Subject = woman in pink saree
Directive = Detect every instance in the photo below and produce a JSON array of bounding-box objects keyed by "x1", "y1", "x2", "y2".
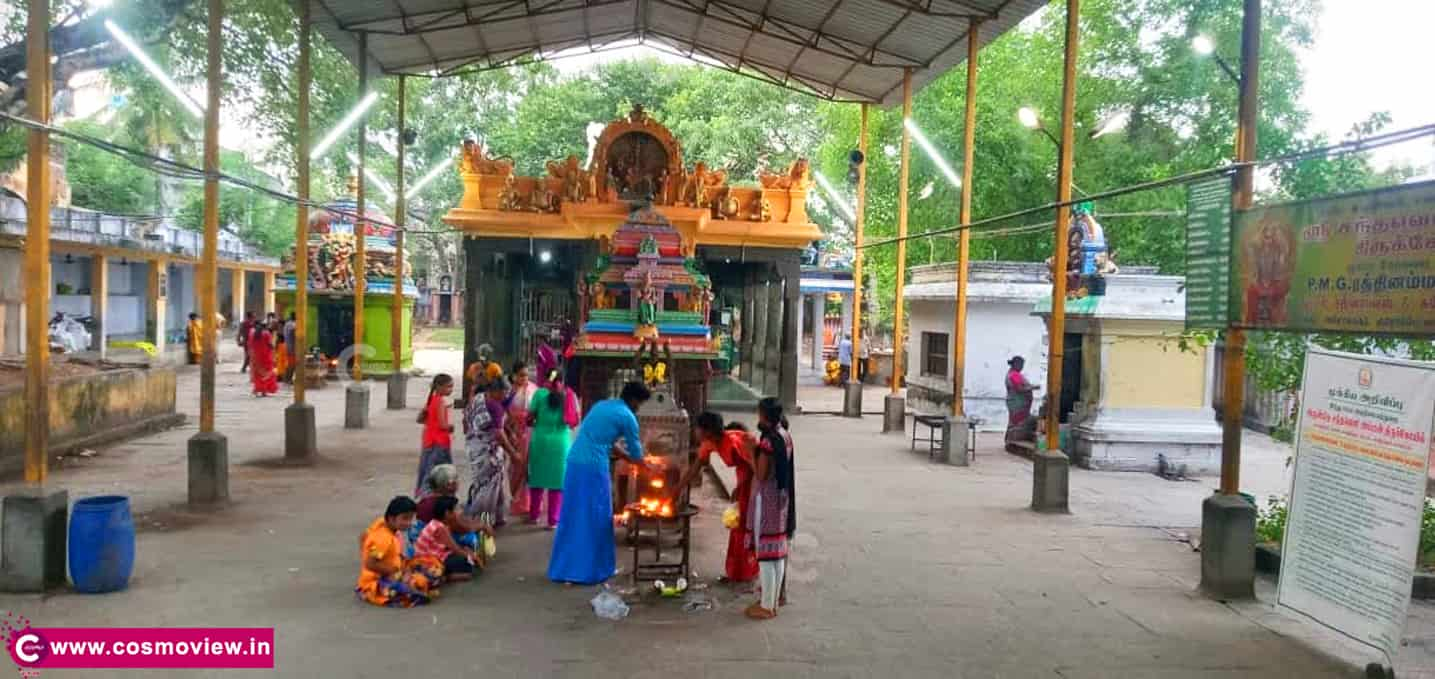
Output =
[
  {"x1": 1004, "y1": 356, "x2": 1038, "y2": 444},
  {"x1": 506, "y1": 362, "x2": 539, "y2": 517}
]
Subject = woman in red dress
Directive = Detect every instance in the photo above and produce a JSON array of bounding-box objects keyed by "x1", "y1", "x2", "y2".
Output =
[
  {"x1": 248, "y1": 322, "x2": 279, "y2": 397},
  {"x1": 678, "y1": 411, "x2": 759, "y2": 584}
]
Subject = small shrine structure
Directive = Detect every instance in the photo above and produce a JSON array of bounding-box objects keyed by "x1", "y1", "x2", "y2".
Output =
[
  {"x1": 443, "y1": 105, "x2": 820, "y2": 411},
  {"x1": 274, "y1": 180, "x2": 418, "y2": 376}
]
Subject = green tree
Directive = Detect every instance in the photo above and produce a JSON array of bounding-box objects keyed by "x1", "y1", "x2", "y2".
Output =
[{"x1": 62, "y1": 119, "x2": 156, "y2": 213}]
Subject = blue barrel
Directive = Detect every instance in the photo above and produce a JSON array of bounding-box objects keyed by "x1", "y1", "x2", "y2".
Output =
[{"x1": 68, "y1": 495, "x2": 135, "y2": 593}]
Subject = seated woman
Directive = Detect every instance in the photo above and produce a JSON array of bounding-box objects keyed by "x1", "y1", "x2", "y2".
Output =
[
  {"x1": 356, "y1": 496, "x2": 445, "y2": 608},
  {"x1": 413, "y1": 496, "x2": 484, "y2": 582},
  {"x1": 408, "y1": 464, "x2": 491, "y2": 558}
]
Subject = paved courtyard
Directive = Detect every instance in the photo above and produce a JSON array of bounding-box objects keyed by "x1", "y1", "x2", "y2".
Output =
[{"x1": 2, "y1": 351, "x2": 1432, "y2": 677}]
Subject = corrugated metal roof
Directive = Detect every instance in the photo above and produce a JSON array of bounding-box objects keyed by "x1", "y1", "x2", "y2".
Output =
[{"x1": 297, "y1": 0, "x2": 1046, "y2": 105}]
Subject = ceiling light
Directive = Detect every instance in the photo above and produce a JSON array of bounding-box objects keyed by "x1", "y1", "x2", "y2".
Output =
[
  {"x1": 312, "y1": 91, "x2": 381, "y2": 160},
  {"x1": 104, "y1": 20, "x2": 203, "y2": 118},
  {"x1": 813, "y1": 170, "x2": 856, "y2": 224},
  {"x1": 904, "y1": 118, "x2": 962, "y2": 189},
  {"x1": 405, "y1": 156, "x2": 455, "y2": 200}
]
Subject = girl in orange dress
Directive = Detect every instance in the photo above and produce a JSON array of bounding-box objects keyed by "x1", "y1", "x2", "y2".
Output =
[{"x1": 356, "y1": 496, "x2": 444, "y2": 608}]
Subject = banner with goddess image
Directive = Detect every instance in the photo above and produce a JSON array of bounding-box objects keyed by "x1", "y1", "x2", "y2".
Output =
[{"x1": 1231, "y1": 180, "x2": 1435, "y2": 335}]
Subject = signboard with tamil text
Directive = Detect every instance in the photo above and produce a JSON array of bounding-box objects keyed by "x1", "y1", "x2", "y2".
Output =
[
  {"x1": 1184, "y1": 176, "x2": 1233, "y2": 329},
  {"x1": 1231, "y1": 180, "x2": 1435, "y2": 335},
  {"x1": 1277, "y1": 348, "x2": 1435, "y2": 663}
]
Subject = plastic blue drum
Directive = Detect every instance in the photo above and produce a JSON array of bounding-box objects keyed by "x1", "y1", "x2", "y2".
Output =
[{"x1": 68, "y1": 495, "x2": 136, "y2": 593}]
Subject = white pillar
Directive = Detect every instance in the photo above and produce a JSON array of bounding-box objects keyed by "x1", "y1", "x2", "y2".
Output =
[{"x1": 90, "y1": 254, "x2": 108, "y2": 356}]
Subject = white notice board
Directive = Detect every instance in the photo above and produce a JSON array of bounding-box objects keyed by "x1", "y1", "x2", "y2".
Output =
[{"x1": 1277, "y1": 348, "x2": 1435, "y2": 662}]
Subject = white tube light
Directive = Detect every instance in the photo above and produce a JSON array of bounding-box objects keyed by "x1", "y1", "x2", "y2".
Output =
[
  {"x1": 347, "y1": 152, "x2": 395, "y2": 203},
  {"x1": 405, "y1": 156, "x2": 455, "y2": 200},
  {"x1": 813, "y1": 170, "x2": 856, "y2": 224},
  {"x1": 311, "y1": 91, "x2": 381, "y2": 160},
  {"x1": 104, "y1": 20, "x2": 204, "y2": 118},
  {"x1": 904, "y1": 118, "x2": 962, "y2": 189}
]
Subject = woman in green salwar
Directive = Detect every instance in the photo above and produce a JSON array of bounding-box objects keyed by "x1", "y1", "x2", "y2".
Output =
[{"x1": 526, "y1": 369, "x2": 580, "y2": 528}]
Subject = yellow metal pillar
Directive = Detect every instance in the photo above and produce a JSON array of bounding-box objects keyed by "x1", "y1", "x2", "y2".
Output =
[
  {"x1": 90, "y1": 254, "x2": 108, "y2": 356},
  {"x1": 352, "y1": 32, "x2": 368, "y2": 383},
  {"x1": 952, "y1": 20, "x2": 981, "y2": 417},
  {"x1": 1044, "y1": 0, "x2": 1080, "y2": 453},
  {"x1": 345, "y1": 32, "x2": 372, "y2": 431},
  {"x1": 882, "y1": 69, "x2": 913, "y2": 433},
  {"x1": 843, "y1": 104, "x2": 869, "y2": 418},
  {"x1": 1220, "y1": 0, "x2": 1262, "y2": 496},
  {"x1": 198, "y1": 0, "x2": 222, "y2": 434},
  {"x1": 293, "y1": 1, "x2": 311, "y2": 406},
  {"x1": 285, "y1": 1, "x2": 317, "y2": 459},
  {"x1": 23, "y1": 0, "x2": 52, "y2": 484},
  {"x1": 185, "y1": 0, "x2": 229, "y2": 508},
  {"x1": 387, "y1": 76, "x2": 408, "y2": 410},
  {"x1": 892, "y1": 68, "x2": 913, "y2": 396}
]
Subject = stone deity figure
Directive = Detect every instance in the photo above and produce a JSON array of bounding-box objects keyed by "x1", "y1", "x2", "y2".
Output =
[
  {"x1": 498, "y1": 174, "x2": 520, "y2": 211},
  {"x1": 637, "y1": 272, "x2": 659, "y2": 328}
]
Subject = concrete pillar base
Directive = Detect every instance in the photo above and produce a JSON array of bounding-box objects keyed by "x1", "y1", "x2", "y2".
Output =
[
  {"x1": 1031, "y1": 450, "x2": 1070, "y2": 513},
  {"x1": 1199, "y1": 493, "x2": 1256, "y2": 600},
  {"x1": 842, "y1": 382, "x2": 864, "y2": 418},
  {"x1": 187, "y1": 432, "x2": 230, "y2": 507},
  {"x1": 386, "y1": 373, "x2": 408, "y2": 410},
  {"x1": 284, "y1": 402, "x2": 317, "y2": 460},
  {"x1": 945, "y1": 416, "x2": 970, "y2": 467},
  {"x1": 882, "y1": 395, "x2": 905, "y2": 433},
  {"x1": 345, "y1": 383, "x2": 371, "y2": 430},
  {"x1": 1, "y1": 489, "x2": 68, "y2": 592}
]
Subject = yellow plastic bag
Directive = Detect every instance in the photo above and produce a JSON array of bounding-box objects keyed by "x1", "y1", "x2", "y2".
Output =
[{"x1": 721, "y1": 505, "x2": 740, "y2": 529}]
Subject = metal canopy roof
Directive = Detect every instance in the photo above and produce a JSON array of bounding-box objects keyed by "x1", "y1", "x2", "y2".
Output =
[{"x1": 298, "y1": 0, "x2": 1046, "y2": 105}]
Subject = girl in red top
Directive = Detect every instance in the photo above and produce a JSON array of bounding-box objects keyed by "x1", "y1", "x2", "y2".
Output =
[
  {"x1": 677, "y1": 411, "x2": 760, "y2": 584},
  {"x1": 414, "y1": 374, "x2": 455, "y2": 495}
]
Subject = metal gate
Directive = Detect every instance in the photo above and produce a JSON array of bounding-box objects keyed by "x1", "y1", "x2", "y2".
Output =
[{"x1": 516, "y1": 280, "x2": 575, "y2": 364}]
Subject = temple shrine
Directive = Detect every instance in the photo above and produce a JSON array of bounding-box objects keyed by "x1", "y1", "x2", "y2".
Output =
[
  {"x1": 444, "y1": 105, "x2": 820, "y2": 411},
  {"x1": 274, "y1": 180, "x2": 418, "y2": 376}
]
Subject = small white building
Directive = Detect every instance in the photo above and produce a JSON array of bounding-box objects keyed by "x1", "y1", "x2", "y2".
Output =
[{"x1": 903, "y1": 262, "x2": 1054, "y2": 429}]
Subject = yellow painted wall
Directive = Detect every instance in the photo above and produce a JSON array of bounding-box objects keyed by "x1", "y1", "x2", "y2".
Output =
[
  {"x1": 0, "y1": 368, "x2": 177, "y2": 477},
  {"x1": 1101, "y1": 332, "x2": 1207, "y2": 408}
]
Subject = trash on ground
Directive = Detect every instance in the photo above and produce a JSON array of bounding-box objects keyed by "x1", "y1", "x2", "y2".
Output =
[{"x1": 591, "y1": 588, "x2": 630, "y2": 620}]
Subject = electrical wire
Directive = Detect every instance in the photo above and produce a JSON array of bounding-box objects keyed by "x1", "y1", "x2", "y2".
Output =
[
  {"x1": 3, "y1": 109, "x2": 1430, "y2": 249},
  {"x1": 859, "y1": 121, "x2": 1435, "y2": 250}
]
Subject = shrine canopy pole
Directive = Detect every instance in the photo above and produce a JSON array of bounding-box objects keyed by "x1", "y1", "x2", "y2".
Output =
[
  {"x1": 198, "y1": 0, "x2": 222, "y2": 434},
  {"x1": 23, "y1": 0, "x2": 51, "y2": 484},
  {"x1": 891, "y1": 67, "x2": 912, "y2": 396},
  {"x1": 391, "y1": 76, "x2": 406, "y2": 376},
  {"x1": 850, "y1": 103, "x2": 869, "y2": 379},
  {"x1": 1044, "y1": 0, "x2": 1080, "y2": 453},
  {"x1": 1220, "y1": 0, "x2": 1262, "y2": 495},
  {"x1": 952, "y1": 20, "x2": 981, "y2": 418},
  {"x1": 353, "y1": 32, "x2": 368, "y2": 382},
  {"x1": 293, "y1": 0, "x2": 311, "y2": 405}
]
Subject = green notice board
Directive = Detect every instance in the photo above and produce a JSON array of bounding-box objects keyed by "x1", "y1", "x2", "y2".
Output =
[{"x1": 1185, "y1": 176, "x2": 1234, "y2": 329}]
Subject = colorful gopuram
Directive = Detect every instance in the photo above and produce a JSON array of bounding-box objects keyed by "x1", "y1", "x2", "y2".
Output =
[{"x1": 443, "y1": 104, "x2": 820, "y2": 409}]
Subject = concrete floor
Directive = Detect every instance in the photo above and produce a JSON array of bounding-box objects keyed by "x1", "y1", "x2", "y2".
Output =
[{"x1": 2, "y1": 350, "x2": 1431, "y2": 678}]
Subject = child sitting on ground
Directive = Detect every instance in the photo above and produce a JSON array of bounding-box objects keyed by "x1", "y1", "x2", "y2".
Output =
[
  {"x1": 356, "y1": 496, "x2": 445, "y2": 608},
  {"x1": 413, "y1": 496, "x2": 486, "y2": 582}
]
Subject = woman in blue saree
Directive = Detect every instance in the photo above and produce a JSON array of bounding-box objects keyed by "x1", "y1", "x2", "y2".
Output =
[{"x1": 547, "y1": 382, "x2": 652, "y2": 585}]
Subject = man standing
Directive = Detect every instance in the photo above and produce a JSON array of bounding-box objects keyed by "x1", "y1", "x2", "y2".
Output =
[
  {"x1": 837, "y1": 333, "x2": 853, "y2": 386},
  {"x1": 237, "y1": 311, "x2": 255, "y2": 373}
]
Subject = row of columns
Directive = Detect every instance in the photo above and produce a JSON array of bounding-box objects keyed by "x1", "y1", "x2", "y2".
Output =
[{"x1": 736, "y1": 261, "x2": 799, "y2": 406}]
